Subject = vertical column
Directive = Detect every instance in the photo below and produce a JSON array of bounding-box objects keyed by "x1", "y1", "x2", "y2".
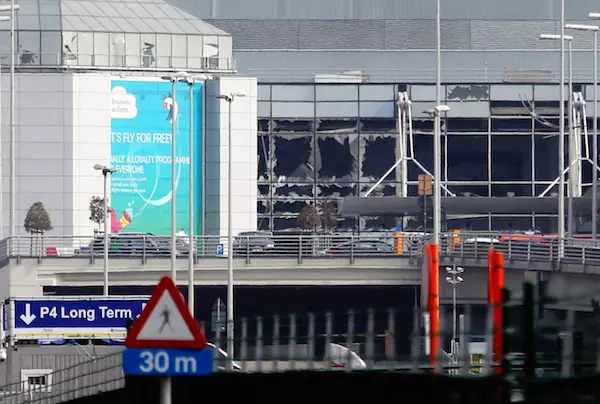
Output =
[
  {"x1": 488, "y1": 248, "x2": 505, "y2": 375},
  {"x1": 427, "y1": 243, "x2": 440, "y2": 368}
]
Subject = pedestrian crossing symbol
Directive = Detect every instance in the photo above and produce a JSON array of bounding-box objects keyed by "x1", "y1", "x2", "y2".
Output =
[{"x1": 126, "y1": 276, "x2": 207, "y2": 349}]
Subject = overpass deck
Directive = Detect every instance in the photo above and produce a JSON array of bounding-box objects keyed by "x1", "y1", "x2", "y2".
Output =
[{"x1": 2, "y1": 233, "x2": 600, "y2": 292}]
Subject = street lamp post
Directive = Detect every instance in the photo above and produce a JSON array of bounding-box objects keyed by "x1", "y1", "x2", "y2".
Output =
[
  {"x1": 180, "y1": 74, "x2": 210, "y2": 316},
  {"x1": 559, "y1": 0, "x2": 565, "y2": 253},
  {"x1": 216, "y1": 91, "x2": 246, "y2": 371},
  {"x1": 94, "y1": 164, "x2": 117, "y2": 297},
  {"x1": 566, "y1": 23, "x2": 600, "y2": 238},
  {"x1": 540, "y1": 34, "x2": 574, "y2": 235},
  {"x1": 445, "y1": 266, "x2": 464, "y2": 355},
  {"x1": 0, "y1": 15, "x2": 10, "y2": 239},
  {"x1": 434, "y1": 0, "x2": 442, "y2": 245}
]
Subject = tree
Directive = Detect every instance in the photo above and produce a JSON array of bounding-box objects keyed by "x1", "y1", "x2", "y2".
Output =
[
  {"x1": 297, "y1": 204, "x2": 321, "y2": 231},
  {"x1": 319, "y1": 200, "x2": 338, "y2": 231},
  {"x1": 89, "y1": 196, "x2": 110, "y2": 231},
  {"x1": 24, "y1": 201, "x2": 53, "y2": 256}
]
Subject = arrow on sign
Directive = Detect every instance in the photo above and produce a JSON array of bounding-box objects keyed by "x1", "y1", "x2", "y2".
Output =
[{"x1": 20, "y1": 304, "x2": 36, "y2": 325}]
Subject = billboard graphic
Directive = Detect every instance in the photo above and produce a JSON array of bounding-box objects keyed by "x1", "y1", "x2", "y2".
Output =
[{"x1": 110, "y1": 79, "x2": 203, "y2": 235}]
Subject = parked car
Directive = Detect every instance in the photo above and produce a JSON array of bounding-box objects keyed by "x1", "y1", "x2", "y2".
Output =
[
  {"x1": 232, "y1": 231, "x2": 276, "y2": 255},
  {"x1": 320, "y1": 239, "x2": 394, "y2": 255},
  {"x1": 85, "y1": 232, "x2": 188, "y2": 256}
]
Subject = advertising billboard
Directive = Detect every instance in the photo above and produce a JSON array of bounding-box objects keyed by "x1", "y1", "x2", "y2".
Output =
[{"x1": 110, "y1": 79, "x2": 203, "y2": 235}]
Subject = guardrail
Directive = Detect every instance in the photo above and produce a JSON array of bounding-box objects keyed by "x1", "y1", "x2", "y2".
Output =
[
  {"x1": 3, "y1": 234, "x2": 426, "y2": 262},
  {"x1": 5, "y1": 232, "x2": 600, "y2": 268},
  {"x1": 442, "y1": 232, "x2": 600, "y2": 267}
]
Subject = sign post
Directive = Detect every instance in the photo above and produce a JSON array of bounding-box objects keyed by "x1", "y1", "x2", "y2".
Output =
[{"x1": 123, "y1": 276, "x2": 212, "y2": 403}]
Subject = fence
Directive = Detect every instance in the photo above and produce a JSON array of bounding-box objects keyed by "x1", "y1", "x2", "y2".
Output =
[
  {"x1": 5, "y1": 232, "x2": 600, "y2": 268},
  {"x1": 2, "y1": 287, "x2": 600, "y2": 403}
]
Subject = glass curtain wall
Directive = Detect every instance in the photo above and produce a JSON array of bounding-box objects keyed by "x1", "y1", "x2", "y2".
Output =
[{"x1": 258, "y1": 83, "x2": 594, "y2": 234}]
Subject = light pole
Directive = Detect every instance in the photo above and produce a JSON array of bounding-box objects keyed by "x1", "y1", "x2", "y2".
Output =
[
  {"x1": 216, "y1": 91, "x2": 246, "y2": 371},
  {"x1": 566, "y1": 23, "x2": 600, "y2": 238},
  {"x1": 180, "y1": 74, "x2": 210, "y2": 315},
  {"x1": 445, "y1": 265, "x2": 464, "y2": 355},
  {"x1": 434, "y1": 0, "x2": 442, "y2": 245},
  {"x1": 0, "y1": 15, "x2": 10, "y2": 239},
  {"x1": 559, "y1": 0, "x2": 565, "y2": 253},
  {"x1": 94, "y1": 164, "x2": 117, "y2": 297},
  {"x1": 0, "y1": 3, "x2": 18, "y2": 239},
  {"x1": 540, "y1": 34, "x2": 574, "y2": 235}
]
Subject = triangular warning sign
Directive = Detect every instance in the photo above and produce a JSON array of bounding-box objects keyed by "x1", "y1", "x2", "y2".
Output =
[{"x1": 126, "y1": 276, "x2": 207, "y2": 349}]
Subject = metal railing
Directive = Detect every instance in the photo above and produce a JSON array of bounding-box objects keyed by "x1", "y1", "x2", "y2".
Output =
[
  {"x1": 0, "y1": 52, "x2": 236, "y2": 72},
  {"x1": 441, "y1": 232, "x2": 600, "y2": 267},
  {"x1": 5, "y1": 231, "x2": 600, "y2": 267},
  {"x1": 0, "y1": 351, "x2": 123, "y2": 404},
  {"x1": 3, "y1": 233, "x2": 426, "y2": 262}
]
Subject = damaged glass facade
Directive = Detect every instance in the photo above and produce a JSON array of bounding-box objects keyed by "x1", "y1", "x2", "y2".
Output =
[{"x1": 257, "y1": 83, "x2": 595, "y2": 233}]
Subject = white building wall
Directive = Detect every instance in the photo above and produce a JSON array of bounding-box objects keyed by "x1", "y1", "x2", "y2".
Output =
[
  {"x1": 0, "y1": 73, "x2": 256, "y2": 242},
  {"x1": 205, "y1": 76, "x2": 258, "y2": 238},
  {"x1": 0, "y1": 73, "x2": 111, "y2": 240}
]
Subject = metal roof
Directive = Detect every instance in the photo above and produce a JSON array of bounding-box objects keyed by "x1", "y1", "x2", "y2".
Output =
[{"x1": 7, "y1": 0, "x2": 229, "y2": 35}]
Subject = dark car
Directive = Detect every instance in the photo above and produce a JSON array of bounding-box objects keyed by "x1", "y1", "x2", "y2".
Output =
[
  {"x1": 86, "y1": 232, "x2": 188, "y2": 257},
  {"x1": 232, "y1": 231, "x2": 276, "y2": 255},
  {"x1": 320, "y1": 239, "x2": 395, "y2": 255}
]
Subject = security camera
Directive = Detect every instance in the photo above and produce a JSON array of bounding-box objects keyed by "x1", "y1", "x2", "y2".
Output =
[{"x1": 0, "y1": 348, "x2": 6, "y2": 361}]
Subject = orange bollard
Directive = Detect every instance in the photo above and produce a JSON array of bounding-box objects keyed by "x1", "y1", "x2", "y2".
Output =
[{"x1": 427, "y1": 243, "x2": 440, "y2": 368}]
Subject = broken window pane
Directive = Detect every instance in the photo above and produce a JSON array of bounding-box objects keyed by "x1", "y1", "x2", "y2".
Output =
[
  {"x1": 337, "y1": 217, "x2": 357, "y2": 232},
  {"x1": 258, "y1": 134, "x2": 270, "y2": 182},
  {"x1": 257, "y1": 216, "x2": 271, "y2": 231},
  {"x1": 315, "y1": 134, "x2": 359, "y2": 182},
  {"x1": 412, "y1": 118, "x2": 434, "y2": 133},
  {"x1": 273, "y1": 199, "x2": 311, "y2": 214},
  {"x1": 490, "y1": 101, "x2": 531, "y2": 117},
  {"x1": 273, "y1": 134, "x2": 314, "y2": 182},
  {"x1": 258, "y1": 185, "x2": 269, "y2": 197},
  {"x1": 491, "y1": 135, "x2": 532, "y2": 181},
  {"x1": 316, "y1": 118, "x2": 359, "y2": 133},
  {"x1": 274, "y1": 184, "x2": 314, "y2": 198},
  {"x1": 273, "y1": 119, "x2": 314, "y2": 133},
  {"x1": 360, "y1": 118, "x2": 396, "y2": 133},
  {"x1": 258, "y1": 119, "x2": 270, "y2": 132},
  {"x1": 257, "y1": 200, "x2": 270, "y2": 214},
  {"x1": 360, "y1": 216, "x2": 397, "y2": 231},
  {"x1": 359, "y1": 183, "x2": 397, "y2": 197},
  {"x1": 447, "y1": 135, "x2": 488, "y2": 181},
  {"x1": 317, "y1": 184, "x2": 357, "y2": 198},
  {"x1": 446, "y1": 84, "x2": 490, "y2": 101},
  {"x1": 360, "y1": 134, "x2": 397, "y2": 183}
]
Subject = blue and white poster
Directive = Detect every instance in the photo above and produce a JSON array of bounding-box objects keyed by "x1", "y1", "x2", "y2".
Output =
[
  {"x1": 110, "y1": 79, "x2": 203, "y2": 235},
  {"x1": 13, "y1": 297, "x2": 149, "y2": 341}
]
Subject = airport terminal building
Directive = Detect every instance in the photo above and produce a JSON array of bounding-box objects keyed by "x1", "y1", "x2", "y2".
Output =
[{"x1": 4, "y1": 0, "x2": 600, "y2": 240}]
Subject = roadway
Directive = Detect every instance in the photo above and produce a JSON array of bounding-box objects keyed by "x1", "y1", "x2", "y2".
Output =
[{"x1": 3, "y1": 234, "x2": 600, "y2": 309}]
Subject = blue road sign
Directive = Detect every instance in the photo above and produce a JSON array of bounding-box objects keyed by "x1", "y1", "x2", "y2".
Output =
[
  {"x1": 13, "y1": 298, "x2": 148, "y2": 340},
  {"x1": 122, "y1": 348, "x2": 213, "y2": 376},
  {"x1": 216, "y1": 244, "x2": 224, "y2": 255}
]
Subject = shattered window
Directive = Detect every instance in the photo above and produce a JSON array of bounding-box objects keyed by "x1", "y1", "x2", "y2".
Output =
[
  {"x1": 360, "y1": 134, "x2": 397, "y2": 183},
  {"x1": 272, "y1": 134, "x2": 314, "y2": 183},
  {"x1": 360, "y1": 216, "x2": 397, "y2": 231},
  {"x1": 273, "y1": 199, "x2": 312, "y2": 214},
  {"x1": 258, "y1": 119, "x2": 270, "y2": 132},
  {"x1": 316, "y1": 118, "x2": 359, "y2": 133},
  {"x1": 273, "y1": 119, "x2": 313, "y2": 133},
  {"x1": 257, "y1": 134, "x2": 270, "y2": 182},
  {"x1": 273, "y1": 217, "x2": 299, "y2": 231},
  {"x1": 446, "y1": 84, "x2": 490, "y2": 102},
  {"x1": 359, "y1": 183, "x2": 397, "y2": 197},
  {"x1": 315, "y1": 134, "x2": 359, "y2": 182},
  {"x1": 274, "y1": 184, "x2": 314, "y2": 198},
  {"x1": 360, "y1": 118, "x2": 396, "y2": 133},
  {"x1": 257, "y1": 200, "x2": 269, "y2": 214},
  {"x1": 409, "y1": 133, "x2": 434, "y2": 181},
  {"x1": 317, "y1": 184, "x2": 357, "y2": 198}
]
